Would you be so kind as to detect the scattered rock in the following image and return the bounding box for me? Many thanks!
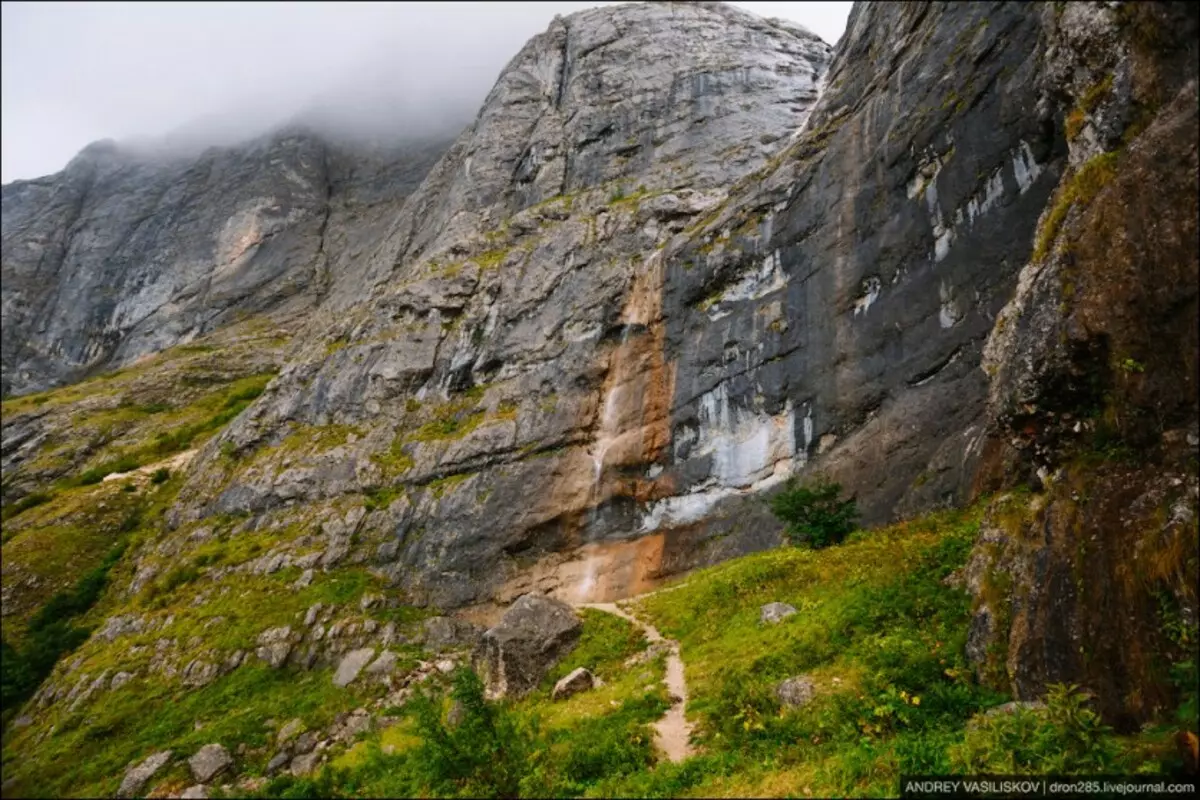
[293,568,314,589]
[435,658,456,674]
[277,718,305,745]
[188,743,232,783]
[289,751,321,777]
[473,593,582,699]
[336,709,373,742]
[552,667,597,700]
[623,642,672,667]
[180,785,209,799]
[333,647,376,687]
[365,651,398,676]
[181,659,219,688]
[255,626,294,669]
[776,676,816,708]
[12,714,34,728]
[422,616,482,651]
[303,604,323,627]
[293,731,317,755]
[266,751,290,775]
[760,602,797,624]
[118,750,172,798]
[110,671,134,690]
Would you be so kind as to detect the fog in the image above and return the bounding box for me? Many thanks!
[1,2,851,183]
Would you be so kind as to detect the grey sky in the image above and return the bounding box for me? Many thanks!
[0,1,852,184]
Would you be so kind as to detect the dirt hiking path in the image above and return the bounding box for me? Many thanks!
[576,601,694,763]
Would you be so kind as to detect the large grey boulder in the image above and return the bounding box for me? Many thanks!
[188,743,233,783]
[473,593,582,699]
[117,750,172,798]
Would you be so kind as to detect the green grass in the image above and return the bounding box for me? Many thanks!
[1033,150,1121,261]
[3,485,1190,797]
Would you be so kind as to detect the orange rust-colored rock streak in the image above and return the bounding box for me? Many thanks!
[509,252,679,607]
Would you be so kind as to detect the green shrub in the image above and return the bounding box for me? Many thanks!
[151,468,171,484]
[951,684,1118,774]
[408,667,539,798]
[769,477,859,548]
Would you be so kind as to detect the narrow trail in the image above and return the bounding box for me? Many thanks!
[576,601,695,763]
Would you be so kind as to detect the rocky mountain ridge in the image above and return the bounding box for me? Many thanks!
[1,7,1196,789]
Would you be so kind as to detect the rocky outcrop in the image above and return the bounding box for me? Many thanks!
[474,593,582,698]
[0,132,449,397]
[159,1,834,612]
[963,1,1199,730]
[118,750,173,798]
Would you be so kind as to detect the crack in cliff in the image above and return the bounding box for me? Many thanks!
[313,144,336,300]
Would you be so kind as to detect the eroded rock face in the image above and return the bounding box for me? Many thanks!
[474,593,582,698]
[0,133,449,396]
[965,1,1199,729]
[151,0,1069,617]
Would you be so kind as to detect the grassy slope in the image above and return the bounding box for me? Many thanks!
[2,319,1191,798]
[209,499,1188,800]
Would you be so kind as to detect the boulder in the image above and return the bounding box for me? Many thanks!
[552,667,596,700]
[180,785,209,799]
[276,718,305,745]
[118,750,172,798]
[293,731,317,755]
[255,626,294,668]
[188,743,233,783]
[776,676,815,708]
[365,651,397,676]
[760,602,797,624]
[265,751,290,776]
[333,647,375,687]
[289,751,321,777]
[473,593,582,699]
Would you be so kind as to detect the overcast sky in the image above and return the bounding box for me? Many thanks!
[0,1,852,184]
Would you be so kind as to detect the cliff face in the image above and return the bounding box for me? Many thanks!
[0,133,450,397]
[159,1,836,613]
[159,0,1062,617]
[964,1,1199,728]
[1,0,1196,749]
